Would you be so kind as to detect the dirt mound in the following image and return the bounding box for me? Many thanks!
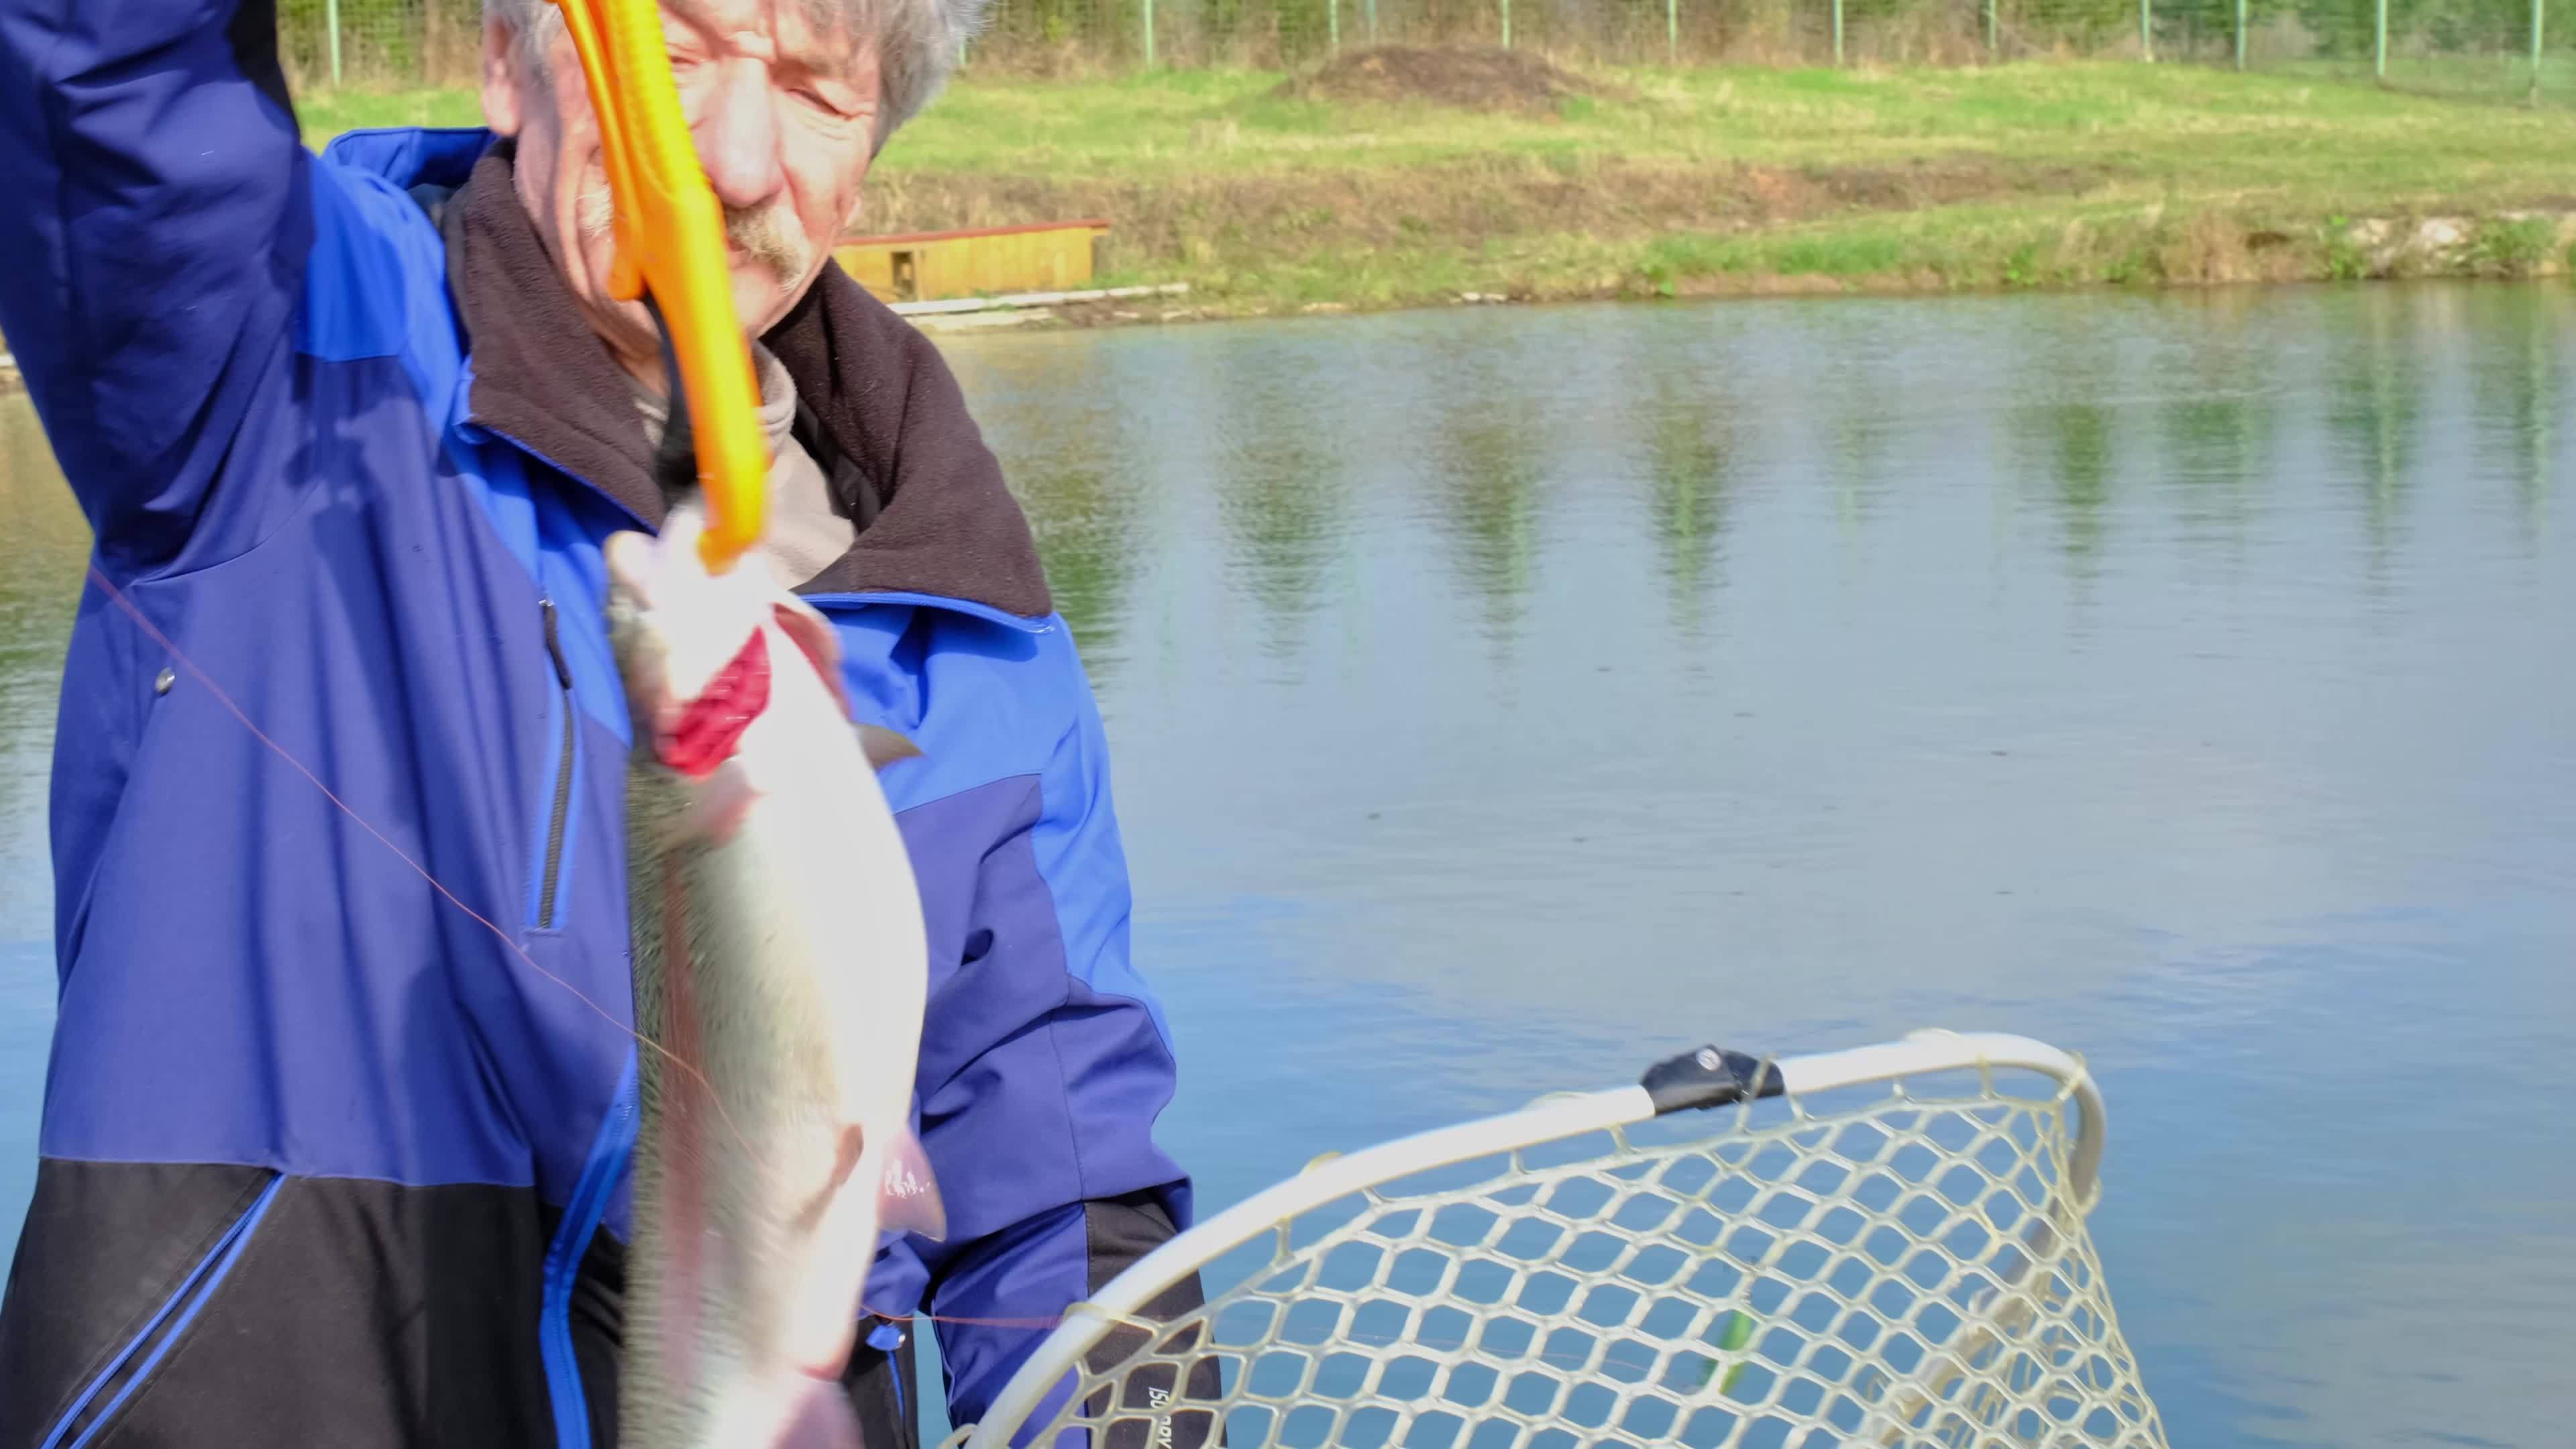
[1273,45,1616,114]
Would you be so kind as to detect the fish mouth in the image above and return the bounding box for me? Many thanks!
[653,627,773,779]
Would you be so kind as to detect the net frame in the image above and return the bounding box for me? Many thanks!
[946,1030,2166,1449]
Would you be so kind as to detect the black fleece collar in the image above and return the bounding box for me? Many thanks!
[442,143,1052,618]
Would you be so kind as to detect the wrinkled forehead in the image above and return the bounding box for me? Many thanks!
[661,0,875,75]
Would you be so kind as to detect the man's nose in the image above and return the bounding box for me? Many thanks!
[692,58,786,211]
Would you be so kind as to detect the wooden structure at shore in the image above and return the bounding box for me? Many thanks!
[833,219,1114,305]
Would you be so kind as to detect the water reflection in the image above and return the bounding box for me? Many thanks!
[2000,315,2122,586]
[2155,303,2277,559]
[2165,397,2265,551]
[1819,341,1895,540]
[2328,297,2427,576]
[2048,401,2116,576]
[1209,337,1350,659]
[1018,463,1137,665]
[0,396,84,925]
[2469,297,2563,553]
[957,335,1147,675]
[1639,401,1735,642]
[1426,400,1544,653]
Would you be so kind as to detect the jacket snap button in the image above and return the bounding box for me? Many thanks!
[153,667,174,696]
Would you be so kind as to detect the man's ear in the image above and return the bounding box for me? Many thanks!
[480,17,526,136]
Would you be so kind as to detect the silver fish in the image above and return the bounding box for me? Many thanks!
[606,506,946,1449]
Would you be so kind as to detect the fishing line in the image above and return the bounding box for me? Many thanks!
[79,559,770,1170]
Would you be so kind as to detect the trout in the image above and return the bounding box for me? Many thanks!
[606,506,946,1449]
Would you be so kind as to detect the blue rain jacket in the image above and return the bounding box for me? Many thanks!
[0,3,1194,1445]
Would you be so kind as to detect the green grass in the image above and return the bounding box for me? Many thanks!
[300,85,484,141]
[298,60,2576,316]
[877,61,2569,182]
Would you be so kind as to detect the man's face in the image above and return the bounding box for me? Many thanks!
[482,1,883,386]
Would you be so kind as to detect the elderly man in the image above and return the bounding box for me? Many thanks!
[0,1,1200,1444]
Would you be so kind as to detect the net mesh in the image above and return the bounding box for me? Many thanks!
[975,1065,2165,1449]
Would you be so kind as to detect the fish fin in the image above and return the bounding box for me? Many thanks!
[786,1124,879,1377]
[876,1128,946,1242]
[774,1377,867,1449]
[771,598,854,718]
[856,724,923,773]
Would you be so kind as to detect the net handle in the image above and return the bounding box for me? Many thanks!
[952,1028,2104,1449]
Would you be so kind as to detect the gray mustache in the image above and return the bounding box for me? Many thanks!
[577,183,813,280]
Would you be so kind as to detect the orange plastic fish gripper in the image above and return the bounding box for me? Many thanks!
[547,0,768,576]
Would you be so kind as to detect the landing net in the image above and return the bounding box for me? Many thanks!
[953,1032,2165,1449]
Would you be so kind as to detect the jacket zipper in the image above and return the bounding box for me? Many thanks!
[537,598,575,930]
[540,1052,641,1449]
[38,1173,285,1449]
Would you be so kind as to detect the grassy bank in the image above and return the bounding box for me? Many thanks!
[284,60,2576,317]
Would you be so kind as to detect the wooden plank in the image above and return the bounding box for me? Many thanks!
[891,282,1190,316]
[832,219,1110,304]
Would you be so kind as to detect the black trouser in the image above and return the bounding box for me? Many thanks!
[3,1163,1201,1449]
[840,1320,922,1449]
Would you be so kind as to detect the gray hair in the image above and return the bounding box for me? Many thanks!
[486,0,987,151]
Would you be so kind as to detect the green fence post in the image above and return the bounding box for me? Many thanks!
[1142,0,1155,66]
[2374,0,2387,78]
[1987,0,1998,54]
[2139,0,2152,60]
[1834,0,1845,63]
[1367,0,1379,44]
[1330,0,1340,52]
[2235,0,2246,68]
[326,0,342,86]
[1501,0,1512,47]
[1668,0,1678,62]
[2534,0,2547,101]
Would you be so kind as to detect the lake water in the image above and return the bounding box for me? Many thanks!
[2,281,2571,1448]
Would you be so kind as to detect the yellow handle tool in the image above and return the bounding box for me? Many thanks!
[548,0,768,574]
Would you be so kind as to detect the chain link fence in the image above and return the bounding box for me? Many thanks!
[282,0,483,88]
[281,0,2575,101]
